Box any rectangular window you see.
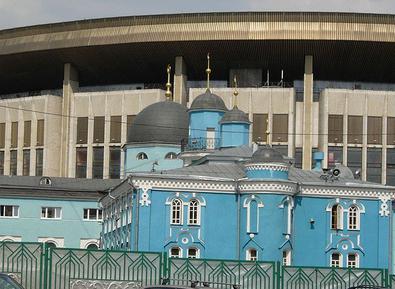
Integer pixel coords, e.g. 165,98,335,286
110,116,121,143
348,116,363,144
387,149,395,186
0,123,5,148
294,148,302,169
388,117,395,145
92,147,104,179
24,120,31,147
36,119,44,146
36,148,43,176
11,122,18,148
252,114,268,143
0,151,4,175
328,115,343,143
77,117,88,144
23,149,30,176
272,114,288,143
331,253,341,267
282,250,291,266
347,254,359,268
10,150,17,175
367,116,382,144
83,208,103,221
246,249,258,261
328,146,343,167
367,148,382,183
0,205,19,218
347,147,362,176
109,146,121,179
76,147,87,178
41,207,61,219
93,116,105,143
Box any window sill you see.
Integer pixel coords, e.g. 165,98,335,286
0,216,19,219
41,218,62,220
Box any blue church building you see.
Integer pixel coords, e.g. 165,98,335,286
101,61,395,270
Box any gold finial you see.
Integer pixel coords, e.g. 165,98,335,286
233,75,239,108
205,53,211,90
165,64,172,100
265,117,271,145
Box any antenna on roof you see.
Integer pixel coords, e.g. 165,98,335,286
265,69,270,87
233,75,238,108
279,69,284,87
206,53,211,91
165,64,172,101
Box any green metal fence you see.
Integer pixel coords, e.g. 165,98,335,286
281,266,388,289
0,242,45,289
391,275,395,289
167,258,277,289
47,248,162,289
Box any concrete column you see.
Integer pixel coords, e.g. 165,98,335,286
288,88,296,158
60,63,79,177
173,56,188,105
362,94,368,181
302,56,313,170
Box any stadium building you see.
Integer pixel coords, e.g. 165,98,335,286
0,12,395,184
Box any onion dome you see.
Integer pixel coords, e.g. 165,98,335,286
220,106,250,124
189,89,227,112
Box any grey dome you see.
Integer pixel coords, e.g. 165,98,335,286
127,101,189,144
220,106,250,124
190,89,227,112
249,146,286,164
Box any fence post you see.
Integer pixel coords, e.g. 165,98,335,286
276,261,282,289
42,243,48,289
162,252,168,283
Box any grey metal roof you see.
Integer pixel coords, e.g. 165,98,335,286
163,163,246,179
127,100,189,144
210,145,253,159
189,89,227,112
248,146,287,164
220,106,250,124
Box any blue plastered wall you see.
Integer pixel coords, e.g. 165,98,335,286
220,123,250,148
189,111,224,140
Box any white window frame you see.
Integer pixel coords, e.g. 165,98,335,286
170,199,183,225
331,204,343,230
83,208,103,221
347,253,359,268
187,247,200,259
246,248,258,261
188,199,200,225
330,252,343,268
347,206,360,230
0,205,19,218
169,246,182,258
282,250,292,266
41,207,62,220
165,152,178,160
136,152,148,160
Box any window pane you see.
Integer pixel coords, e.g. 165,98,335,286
387,149,395,185
77,117,88,144
328,146,343,167
10,150,17,175
110,116,121,143
92,147,104,179
348,116,362,144
76,148,87,178
24,121,31,147
272,114,288,142
93,116,105,143
83,209,88,219
347,147,362,176
328,115,343,143
252,114,268,142
0,123,5,148
367,148,382,183
109,147,121,179
294,148,302,169
89,208,97,219
0,151,4,175
367,117,382,144
23,149,30,176
11,122,18,148
36,119,44,146
36,148,43,176
388,117,395,145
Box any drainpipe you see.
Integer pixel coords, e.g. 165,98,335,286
128,175,139,251
235,179,241,260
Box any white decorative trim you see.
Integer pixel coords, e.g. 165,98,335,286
70,280,141,289
239,182,295,193
139,187,151,207
80,239,100,249
245,163,289,172
379,196,391,217
0,235,21,242
302,186,395,199
38,237,64,248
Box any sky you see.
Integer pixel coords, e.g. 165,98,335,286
0,0,395,30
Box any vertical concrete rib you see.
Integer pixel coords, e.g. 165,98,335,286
303,55,313,170
173,56,188,105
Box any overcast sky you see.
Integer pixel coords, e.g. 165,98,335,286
1,0,394,30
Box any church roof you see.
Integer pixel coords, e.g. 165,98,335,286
219,106,250,124
189,89,227,112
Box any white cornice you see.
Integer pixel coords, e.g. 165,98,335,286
301,186,395,199
245,163,289,172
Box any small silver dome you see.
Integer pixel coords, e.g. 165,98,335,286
249,146,286,164
190,89,227,112
220,106,250,124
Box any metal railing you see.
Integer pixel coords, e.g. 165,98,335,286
181,137,221,152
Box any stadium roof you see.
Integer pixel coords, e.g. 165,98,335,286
1,12,395,94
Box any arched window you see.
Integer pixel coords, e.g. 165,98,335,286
188,247,199,259
347,253,359,268
246,248,258,261
348,205,360,230
87,243,99,250
165,152,177,160
46,241,57,249
331,204,343,230
136,152,148,160
188,199,200,225
169,247,182,258
170,199,183,225
330,252,342,267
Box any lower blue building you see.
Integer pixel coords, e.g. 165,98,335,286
101,145,395,270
